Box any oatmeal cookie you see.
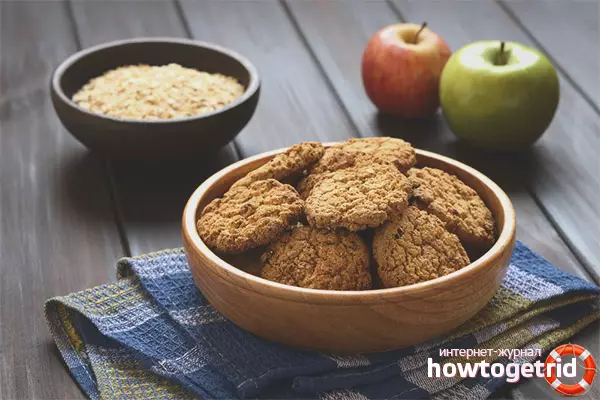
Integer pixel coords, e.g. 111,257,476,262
408,167,495,246
261,226,371,290
305,163,410,231
296,138,416,198
296,148,359,198
308,147,359,175
338,137,416,173
198,179,304,253
232,142,324,188
373,206,470,287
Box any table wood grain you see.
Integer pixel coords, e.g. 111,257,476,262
1,1,598,399
0,2,123,399
179,0,358,151
500,0,600,108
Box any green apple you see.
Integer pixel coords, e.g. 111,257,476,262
440,41,559,150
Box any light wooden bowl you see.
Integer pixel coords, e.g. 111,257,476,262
182,145,516,353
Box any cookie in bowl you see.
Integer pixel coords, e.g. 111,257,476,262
184,140,515,353
261,225,372,291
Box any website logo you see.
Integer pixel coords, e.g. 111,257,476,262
545,344,596,396
428,344,597,397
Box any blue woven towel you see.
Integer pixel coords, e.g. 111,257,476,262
45,241,599,399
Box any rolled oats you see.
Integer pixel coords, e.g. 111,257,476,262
72,63,245,120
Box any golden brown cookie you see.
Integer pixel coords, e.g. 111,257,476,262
232,142,324,188
408,167,496,246
296,173,322,200
296,148,358,199
198,179,304,253
337,137,416,173
309,147,359,175
296,138,416,199
373,206,470,287
260,225,371,290
305,163,410,231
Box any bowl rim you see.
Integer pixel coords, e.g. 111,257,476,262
183,144,517,301
51,37,261,124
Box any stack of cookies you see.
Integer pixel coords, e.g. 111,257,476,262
197,138,496,291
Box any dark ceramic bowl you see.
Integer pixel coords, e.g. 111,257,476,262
51,38,260,159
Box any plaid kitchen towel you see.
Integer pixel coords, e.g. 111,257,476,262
45,241,600,399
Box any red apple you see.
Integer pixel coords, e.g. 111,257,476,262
362,22,451,118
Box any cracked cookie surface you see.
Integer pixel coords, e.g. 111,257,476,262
338,137,416,173
296,148,359,199
305,163,410,231
373,206,470,287
198,179,304,253
261,226,371,290
296,138,415,199
408,167,495,246
232,142,324,188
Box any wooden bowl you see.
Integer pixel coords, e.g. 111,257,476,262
51,38,260,159
182,145,516,353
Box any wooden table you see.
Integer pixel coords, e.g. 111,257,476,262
1,1,598,399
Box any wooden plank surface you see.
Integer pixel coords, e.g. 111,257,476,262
69,0,187,47
105,150,239,255
0,2,123,399
179,0,357,155
500,0,600,108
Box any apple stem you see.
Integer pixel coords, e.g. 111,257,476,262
496,41,508,65
414,22,428,44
